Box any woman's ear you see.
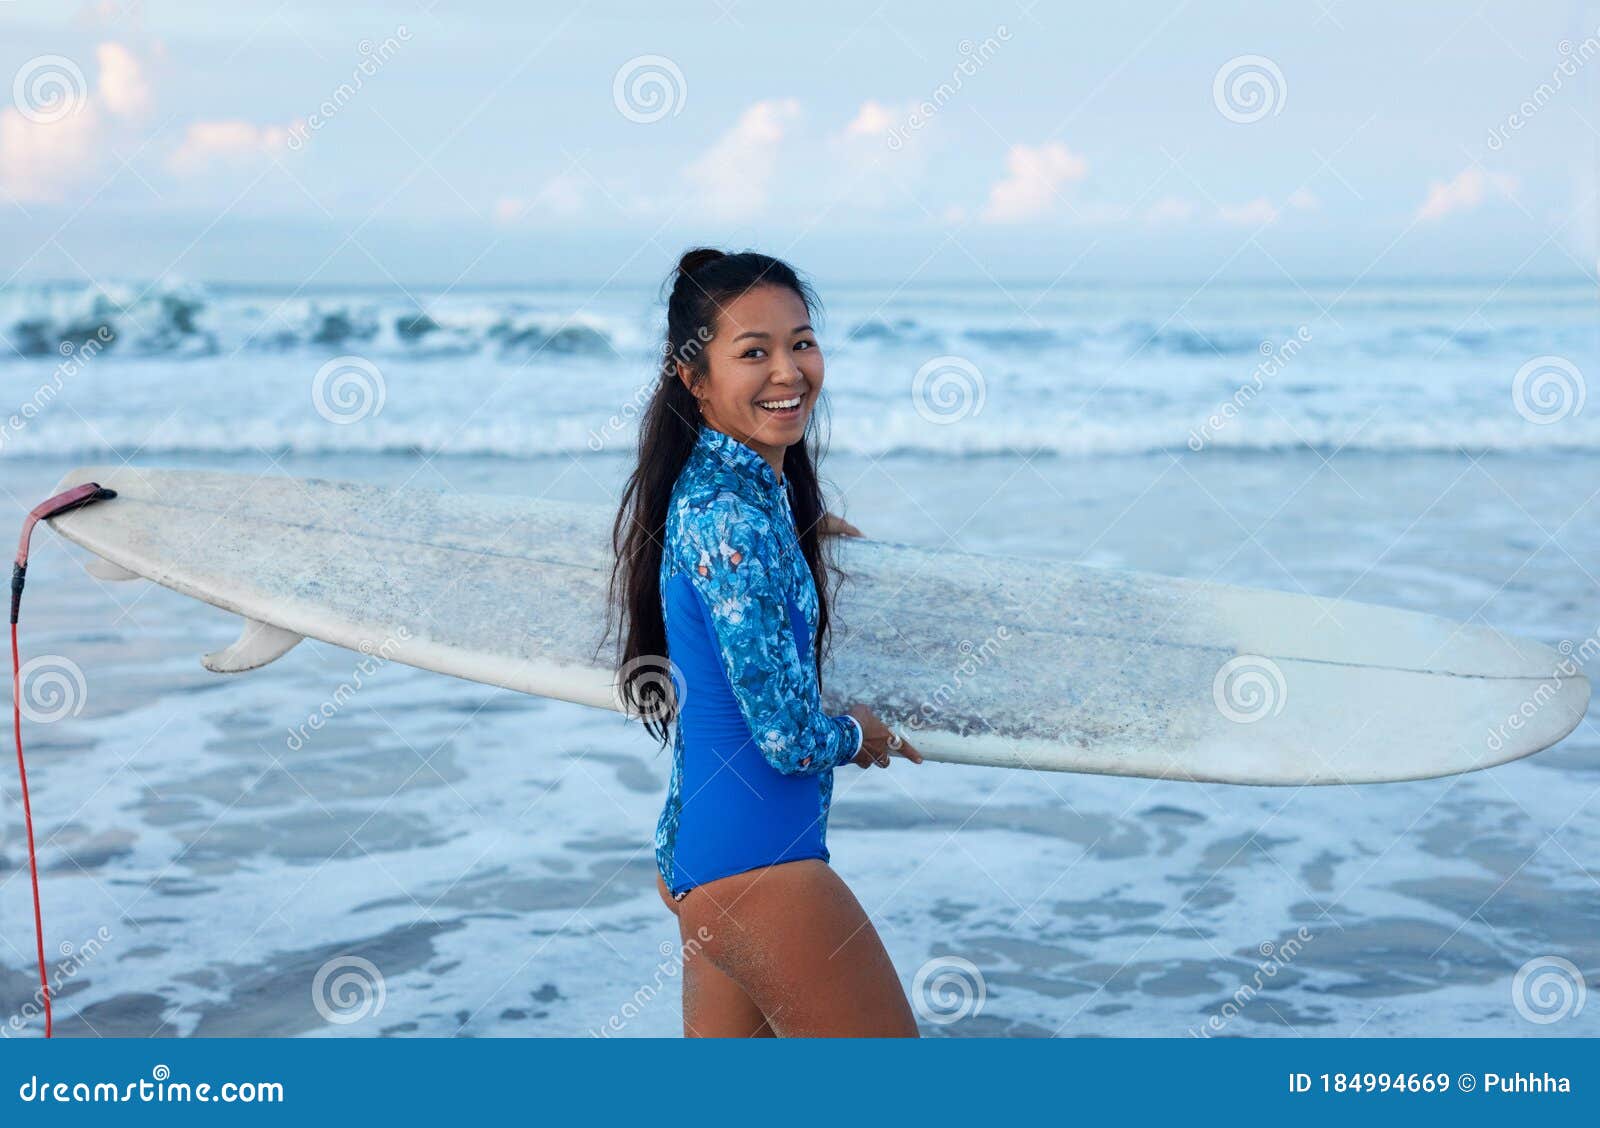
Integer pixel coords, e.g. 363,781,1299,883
675,361,697,400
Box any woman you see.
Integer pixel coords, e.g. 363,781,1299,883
609,248,923,1037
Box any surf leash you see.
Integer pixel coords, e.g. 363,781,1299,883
11,482,117,1038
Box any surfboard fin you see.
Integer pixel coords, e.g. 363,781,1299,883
83,556,141,582
203,617,304,673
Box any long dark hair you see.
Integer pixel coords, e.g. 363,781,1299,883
606,247,837,746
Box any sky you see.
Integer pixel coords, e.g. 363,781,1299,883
0,0,1596,287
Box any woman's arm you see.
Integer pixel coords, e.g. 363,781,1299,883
680,494,863,775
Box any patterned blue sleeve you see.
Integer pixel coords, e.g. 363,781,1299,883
680,492,861,775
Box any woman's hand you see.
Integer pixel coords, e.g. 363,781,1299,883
819,511,863,538
846,704,923,769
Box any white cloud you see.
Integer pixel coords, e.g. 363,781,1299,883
494,172,590,224
820,99,937,213
535,172,588,217
1071,201,1135,224
0,103,104,203
685,98,800,221
1,39,296,199
1143,195,1197,224
1415,167,1519,221
1218,197,1279,225
97,42,151,119
78,2,144,28
844,100,897,139
980,141,1087,223
0,40,151,203
1286,187,1319,211
166,120,295,175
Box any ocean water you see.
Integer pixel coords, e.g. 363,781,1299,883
0,276,1596,1038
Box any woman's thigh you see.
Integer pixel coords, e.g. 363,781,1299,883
658,873,772,1037
677,859,919,1038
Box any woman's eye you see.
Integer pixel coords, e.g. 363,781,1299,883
741,347,766,359
794,339,815,351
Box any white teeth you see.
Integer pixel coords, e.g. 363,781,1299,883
758,396,802,411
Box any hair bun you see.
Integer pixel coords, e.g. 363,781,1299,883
676,247,726,279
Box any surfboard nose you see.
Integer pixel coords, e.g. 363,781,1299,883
1204,580,1597,682
51,465,143,500
1463,626,1599,689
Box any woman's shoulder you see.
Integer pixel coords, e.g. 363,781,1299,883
664,480,776,565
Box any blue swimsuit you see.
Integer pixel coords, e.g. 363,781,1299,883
654,425,864,898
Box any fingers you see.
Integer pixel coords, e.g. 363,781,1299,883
820,512,864,538
845,706,922,769
854,744,886,769
882,728,921,766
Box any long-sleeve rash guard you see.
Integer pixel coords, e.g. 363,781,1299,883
653,424,864,898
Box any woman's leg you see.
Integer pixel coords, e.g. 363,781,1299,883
658,873,773,1037
677,859,919,1038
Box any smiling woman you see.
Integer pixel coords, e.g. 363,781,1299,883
607,248,923,1037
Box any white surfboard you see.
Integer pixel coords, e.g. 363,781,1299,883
42,466,1589,785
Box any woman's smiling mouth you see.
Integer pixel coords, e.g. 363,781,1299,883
756,393,804,419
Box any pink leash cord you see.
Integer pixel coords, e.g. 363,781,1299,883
11,482,117,1038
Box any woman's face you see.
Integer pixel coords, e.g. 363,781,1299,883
680,284,823,469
